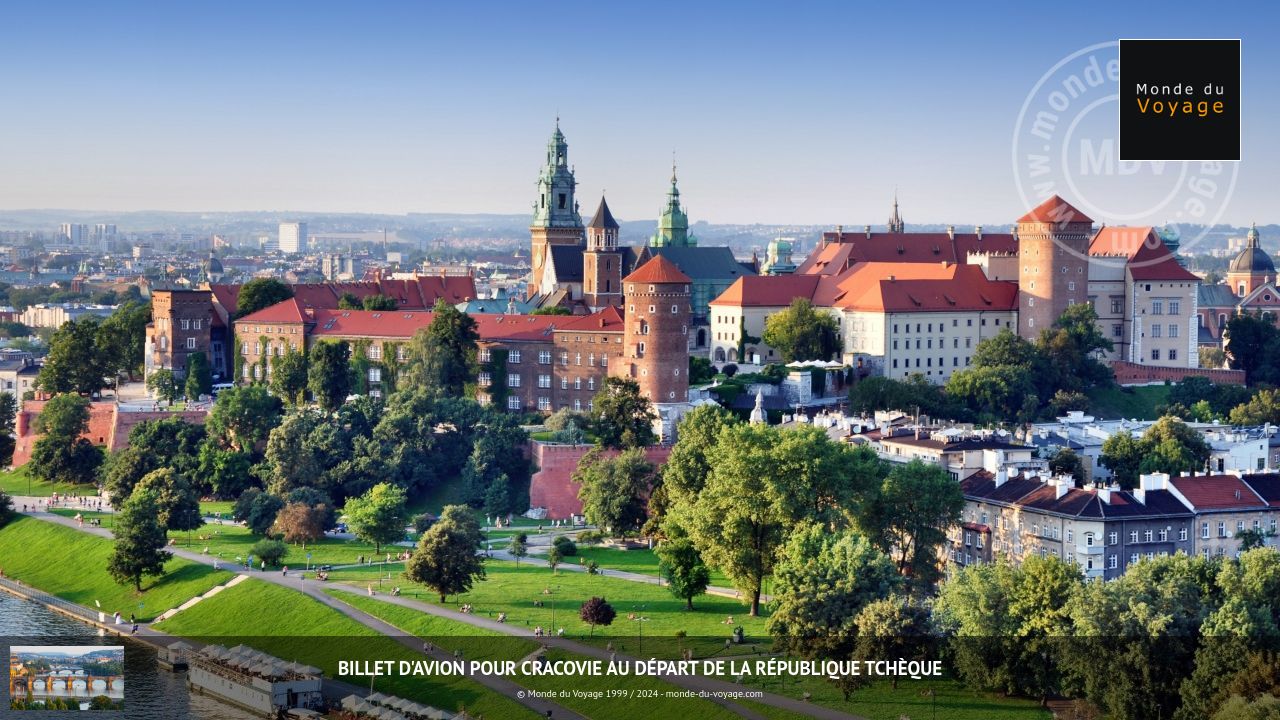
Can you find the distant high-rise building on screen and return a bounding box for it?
[59,223,88,247]
[278,222,308,254]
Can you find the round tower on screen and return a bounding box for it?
[1015,195,1094,338]
[611,256,691,406]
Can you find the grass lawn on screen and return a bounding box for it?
[156,579,538,719]
[199,500,236,517]
[0,465,97,498]
[335,559,768,660]
[1087,383,1171,420]
[169,517,401,568]
[743,674,1052,720]
[536,544,745,591]
[329,592,742,720]
[0,515,232,621]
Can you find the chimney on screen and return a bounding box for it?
[975,225,983,240]
[1097,485,1112,503]
[1055,480,1070,500]
[865,225,872,239]
[947,225,955,240]
[888,275,896,282]
[994,467,1007,487]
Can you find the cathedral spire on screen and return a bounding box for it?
[531,120,583,232]
[887,191,904,233]
[652,161,694,248]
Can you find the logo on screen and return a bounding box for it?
[1012,41,1238,266]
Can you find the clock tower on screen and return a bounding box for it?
[529,119,585,299]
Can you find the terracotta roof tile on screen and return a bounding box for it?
[1170,474,1267,510]
[1018,195,1093,224]
[624,255,691,284]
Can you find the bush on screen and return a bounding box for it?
[576,530,604,545]
[545,408,590,433]
[552,535,577,556]
[412,513,435,533]
[250,539,288,567]
[722,363,738,377]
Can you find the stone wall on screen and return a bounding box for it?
[11,401,207,468]
[527,441,672,520]
[1109,361,1246,386]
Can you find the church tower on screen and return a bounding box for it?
[650,163,696,248]
[1016,195,1093,339]
[1226,223,1274,298]
[529,120,585,298]
[887,193,904,233]
[583,196,623,309]
[611,256,692,439]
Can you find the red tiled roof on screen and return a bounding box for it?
[1088,227,1198,281]
[235,298,310,324]
[306,308,561,342]
[212,276,477,316]
[801,233,1018,275]
[624,256,691,284]
[812,262,1017,313]
[709,275,822,307]
[557,306,625,332]
[1170,474,1267,510]
[1018,195,1093,224]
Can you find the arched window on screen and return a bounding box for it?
[714,347,726,362]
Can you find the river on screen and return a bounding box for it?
[1,592,257,719]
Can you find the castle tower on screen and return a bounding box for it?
[650,162,696,248]
[529,119,585,298]
[1016,195,1094,339]
[1226,223,1274,298]
[583,196,623,309]
[887,193,904,233]
[612,256,692,439]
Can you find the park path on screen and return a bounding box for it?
[15,505,864,720]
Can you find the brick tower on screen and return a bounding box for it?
[612,256,692,440]
[1016,195,1094,338]
[582,196,623,309]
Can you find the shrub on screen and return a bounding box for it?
[552,535,577,556]
[412,513,435,533]
[250,538,288,567]
[576,530,604,545]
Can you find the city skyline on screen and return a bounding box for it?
[0,1,1275,226]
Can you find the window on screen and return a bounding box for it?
[242,343,249,355]
[574,399,582,412]
[1111,299,1123,314]
[1169,324,1179,338]
[478,372,491,387]
[1113,324,1123,337]
[588,377,595,391]
[1109,555,1118,569]
[1152,325,1162,338]
[538,374,551,388]
[1169,300,1180,315]
[574,377,582,390]
[601,354,608,367]
[1067,530,1074,543]
[1218,521,1226,538]
[560,377,568,389]
[537,397,550,411]
[559,351,568,365]
[1109,531,1118,545]
[1202,522,1210,539]
[368,344,382,360]
[1151,349,1161,361]
[181,319,191,330]
[1144,530,1154,543]
[588,353,595,367]
[1152,300,1163,315]
[186,337,196,350]
[671,305,679,314]
[368,367,381,383]
[1179,528,1188,541]
[1158,529,1168,542]
[479,349,491,363]
[508,350,521,364]
[539,350,551,364]
[1129,530,1138,543]
[507,373,520,388]
[507,396,521,410]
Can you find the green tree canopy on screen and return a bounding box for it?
[343,482,408,555]
[269,345,308,406]
[30,393,103,486]
[404,504,486,602]
[232,488,285,536]
[184,351,213,400]
[107,488,172,591]
[401,298,479,396]
[574,447,655,537]
[857,459,964,589]
[37,317,111,395]
[205,385,283,454]
[146,369,179,405]
[0,391,15,467]
[236,278,294,318]
[134,467,203,533]
[590,376,657,450]
[308,341,352,412]
[655,537,711,610]
[761,297,839,362]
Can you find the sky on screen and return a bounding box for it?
[0,1,1275,226]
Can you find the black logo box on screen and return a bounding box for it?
[1119,39,1240,161]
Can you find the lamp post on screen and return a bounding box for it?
[633,605,648,655]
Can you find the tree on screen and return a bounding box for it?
[662,404,737,505]
[0,391,15,466]
[1212,695,1280,720]
[530,305,571,316]
[250,538,288,567]
[1236,528,1276,552]
[362,294,398,311]
[337,292,362,310]
[184,351,213,400]
[273,501,328,548]
[1226,312,1280,385]
[1100,430,1145,489]
[107,489,172,592]
[36,317,111,395]
[103,417,206,503]
[236,278,294,318]
[205,385,283,454]
[1200,346,1228,369]
[590,377,656,450]
[146,369,180,405]
[0,489,14,528]
[343,482,408,554]
[1139,415,1212,477]
[509,533,528,566]
[946,365,1038,423]
[404,504,486,602]
[761,297,839,362]
[269,345,308,406]
[1049,448,1087,485]
[134,468,202,534]
[1037,303,1114,392]
[574,447,654,537]
[656,537,710,610]
[547,543,563,573]
[853,596,934,690]
[233,488,285,536]
[197,444,254,499]
[858,460,963,588]
[1230,389,1280,426]
[401,298,479,396]
[688,356,715,385]
[768,524,901,662]
[308,341,352,412]
[579,596,616,636]
[30,393,103,486]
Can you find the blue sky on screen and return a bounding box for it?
[0,1,1274,226]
